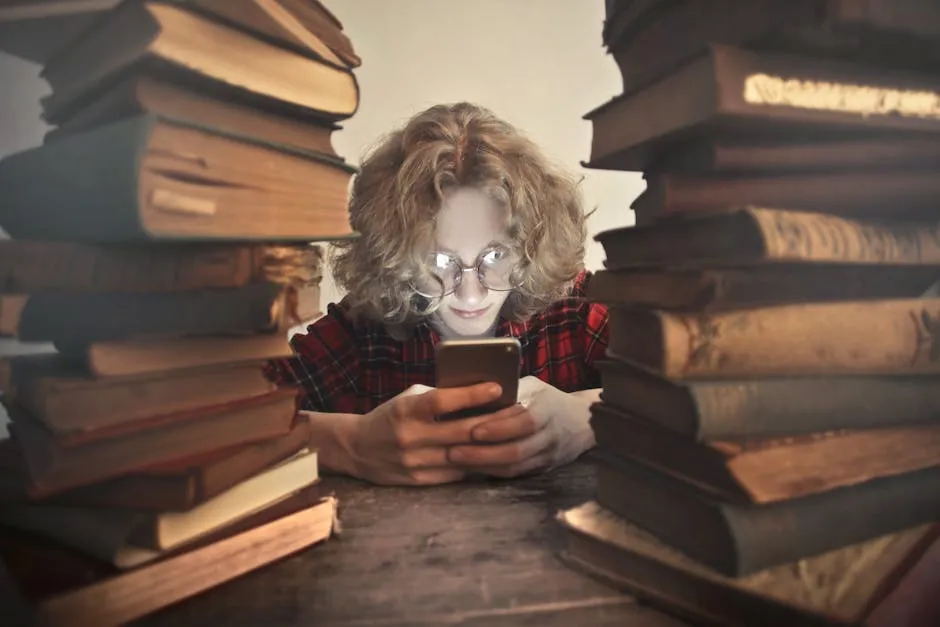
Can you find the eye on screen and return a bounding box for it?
[480,247,508,265]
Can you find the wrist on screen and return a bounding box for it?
[302,410,363,477]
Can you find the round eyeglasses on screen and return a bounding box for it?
[412,245,520,299]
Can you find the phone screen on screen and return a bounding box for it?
[434,338,521,420]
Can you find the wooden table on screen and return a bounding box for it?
[135,459,689,626]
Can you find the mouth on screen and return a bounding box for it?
[449,305,491,319]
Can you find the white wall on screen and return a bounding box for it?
[322,0,642,305]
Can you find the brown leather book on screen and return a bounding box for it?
[40,1,359,120]
[55,334,294,378]
[602,0,940,99]
[558,500,940,627]
[0,355,278,435]
[0,283,287,344]
[634,170,940,223]
[592,451,940,577]
[595,207,940,270]
[0,416,312,509]
[0,114,356,243]
[587,266,940,311]
[595,359,940,441]
[44,69,339,156]
[607,297,940,378]
[584,43,940,171]
[0,492,336,627]
[7,388,300,495]
[651,136,940,175]
[590,402,940,504]
[0,240,321,295]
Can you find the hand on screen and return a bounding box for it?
[335,382,534,486]
[446,376,597,478]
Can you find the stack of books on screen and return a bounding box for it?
[0,1,359,624]
[559,2,940,625]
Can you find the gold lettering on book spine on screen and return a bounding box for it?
[743,73,940,119]
[751,208,940,263]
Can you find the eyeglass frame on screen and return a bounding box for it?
[410,245,521,299]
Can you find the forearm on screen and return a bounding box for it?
[301,410,362,477]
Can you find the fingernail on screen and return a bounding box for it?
[448,448,465,461]
[487,383,501,395]
[473,427,488,441]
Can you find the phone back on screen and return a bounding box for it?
[435,338,520,420]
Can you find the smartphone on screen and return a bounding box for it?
[434,337,521,420]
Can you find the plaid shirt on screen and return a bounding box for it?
[264,270,608,413]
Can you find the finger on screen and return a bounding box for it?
[447,427,553,467]
[399,403,530,448]
[470,407,545,443]
[399,446,450,470]
[405,468,466,486]
[403,382,502,422]
[472,451,553,479]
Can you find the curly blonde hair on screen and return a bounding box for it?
[330,102,587,332]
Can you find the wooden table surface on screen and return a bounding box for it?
[135,459,690,626]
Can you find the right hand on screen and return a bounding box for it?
[342,382,531,486]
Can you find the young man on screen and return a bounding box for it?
[266,102,609,485]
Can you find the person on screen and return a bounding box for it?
[265,102,609,486]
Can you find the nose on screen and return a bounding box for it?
[453,267,488,307]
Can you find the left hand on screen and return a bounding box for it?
[446,376,598,478]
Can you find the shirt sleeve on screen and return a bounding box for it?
[263,304,365,413]
[573,270,609,380]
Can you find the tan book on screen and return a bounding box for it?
[0,495,337,627]
[558,501,940,627]
[40,1,359,119]
[595,206,940,270]
[591,402,940,504]
[607,297,940,378]
[0,240,322,294]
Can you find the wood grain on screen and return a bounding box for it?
[132,461,686,626]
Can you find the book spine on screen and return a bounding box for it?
[691,376,940,439]
[0,243,258,293]
[0,116,154,241]
[751,208,940,263]
[612,298,940,377]
[12,282,284,343]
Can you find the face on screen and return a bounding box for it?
[428,186,514,337]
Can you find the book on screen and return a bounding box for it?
[0,0,118,63]
[54,334,294,378]
[557,500,940,627]
[0,355,277,435]
[594,452,940,576]
[591,402,940,504]
[44,70,339,157]
[0,449,319,568]
[0,240,322,294]
[595,359,940,440]
[594,207,940,270]
[602,0,940,99]
[0,114,357,242]
[0,282,288,343]
[588,266,940,311]
[8,387,299,494]
[633,170,940,222]
[40,1,359,120]
[606,297,940,378]
[0,416,311,508]
[651,136,940,175]
[584,43,940,171]
[0,495,337,627]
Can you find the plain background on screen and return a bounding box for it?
[0,0,646,429]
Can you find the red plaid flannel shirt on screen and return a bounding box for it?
[264,270,608,413]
